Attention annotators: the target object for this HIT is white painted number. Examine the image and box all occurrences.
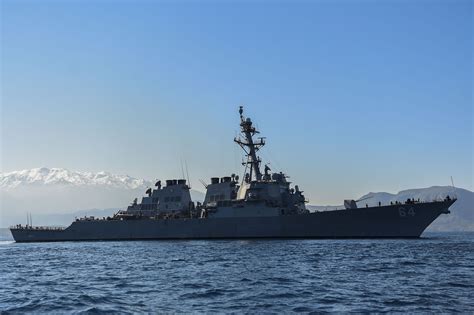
[399,207,415,217]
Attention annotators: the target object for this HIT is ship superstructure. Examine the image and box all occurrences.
[122,179,193,218]
[201,106,307,219]
[112,106,307,220]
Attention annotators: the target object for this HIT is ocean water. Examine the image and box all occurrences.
[1,232,473,313]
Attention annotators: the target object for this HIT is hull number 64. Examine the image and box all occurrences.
[399,207,415,217]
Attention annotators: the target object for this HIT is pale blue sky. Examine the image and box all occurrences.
[1,0,472,204]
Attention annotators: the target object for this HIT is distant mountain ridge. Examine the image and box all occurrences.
[359,186,461,205]
[0,167,151,189]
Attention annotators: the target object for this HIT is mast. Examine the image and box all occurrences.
[234,106,265,181]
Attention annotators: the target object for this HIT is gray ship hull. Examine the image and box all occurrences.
[10,200,454,242]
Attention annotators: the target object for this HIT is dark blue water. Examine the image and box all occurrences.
[1,232,473,313]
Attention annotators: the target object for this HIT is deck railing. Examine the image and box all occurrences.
[10,225,65,231]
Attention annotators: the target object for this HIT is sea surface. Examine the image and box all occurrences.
[1,232,473,313]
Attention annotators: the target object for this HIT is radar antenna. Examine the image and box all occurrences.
[234,106,265,181]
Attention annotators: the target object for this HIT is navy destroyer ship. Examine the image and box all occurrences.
[10,107,455,242]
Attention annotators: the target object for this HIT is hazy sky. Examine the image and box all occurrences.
[1,0,472,204]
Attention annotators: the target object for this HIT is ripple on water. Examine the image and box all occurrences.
[0,232,473,313]
[179,288,228,299]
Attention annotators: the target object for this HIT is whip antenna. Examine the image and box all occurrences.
[180,158,185,180]
[450,176,457,198]
[185,160,191,189]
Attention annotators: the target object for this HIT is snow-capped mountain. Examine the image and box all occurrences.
[0,167,205,227]
[0,167,151,190]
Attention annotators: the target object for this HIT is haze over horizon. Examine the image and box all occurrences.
[1,0,472,205]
